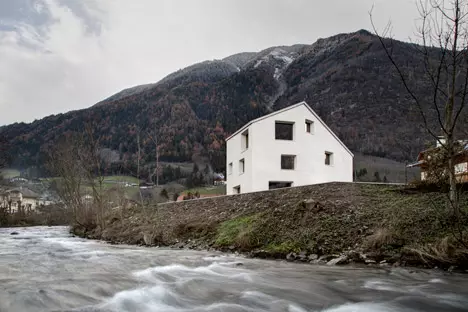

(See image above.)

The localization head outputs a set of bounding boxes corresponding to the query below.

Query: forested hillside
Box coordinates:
[0,30,445,176]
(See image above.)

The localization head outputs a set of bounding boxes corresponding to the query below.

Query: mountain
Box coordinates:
[0,30,439,176]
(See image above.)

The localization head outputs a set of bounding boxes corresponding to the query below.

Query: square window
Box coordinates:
[325,152,333,166]
[239,159,245,174]
[281,155,296,170]
[305,120,314,134]
[275,122,294,140]
[228,162,233,175]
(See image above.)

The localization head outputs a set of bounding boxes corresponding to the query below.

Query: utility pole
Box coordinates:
[146,130,160,187]
[156,135,159,187]
[405,161,408,185]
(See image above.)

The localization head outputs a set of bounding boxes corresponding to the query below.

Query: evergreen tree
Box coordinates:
[160,188,169,199]
[373,171,381,182]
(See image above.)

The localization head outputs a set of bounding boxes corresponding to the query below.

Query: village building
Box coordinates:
[225,101,354,195]
[0,187,41,213]
[408,138,468,183]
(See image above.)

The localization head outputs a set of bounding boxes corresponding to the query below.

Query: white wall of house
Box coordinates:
[226,129,254,194]
[226,102,353,195]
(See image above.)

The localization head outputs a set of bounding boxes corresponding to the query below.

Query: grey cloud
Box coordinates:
[0,0,419,126]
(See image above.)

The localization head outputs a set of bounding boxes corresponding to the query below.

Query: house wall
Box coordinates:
[226,103,353,194]
[420,154,468,183]
[0,191,40,213]
[22,197,37,212]
[226,127,253,195]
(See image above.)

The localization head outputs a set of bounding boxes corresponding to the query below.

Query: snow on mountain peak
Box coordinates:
[252,47,298,80]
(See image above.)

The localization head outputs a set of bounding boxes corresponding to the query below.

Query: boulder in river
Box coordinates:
[286,252,297,261]
[327,255,349,266]
[10,232,19,235]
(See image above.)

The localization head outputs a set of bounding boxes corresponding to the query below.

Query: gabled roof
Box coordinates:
[6,187,40,198]
[225,101,354,157]
[407,140,468,168]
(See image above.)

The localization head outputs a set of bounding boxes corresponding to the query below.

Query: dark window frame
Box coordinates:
[269,181,293,190]
[275,121,294,140]
[325,152,333,166]
[239,158,245,174]
[281,155,296,170]
[241,130,249,150]
[305,119,314,134]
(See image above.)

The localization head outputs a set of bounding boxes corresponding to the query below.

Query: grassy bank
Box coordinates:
[72,183,468,270]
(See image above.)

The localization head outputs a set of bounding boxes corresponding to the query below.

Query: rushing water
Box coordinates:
[0,227,468,312]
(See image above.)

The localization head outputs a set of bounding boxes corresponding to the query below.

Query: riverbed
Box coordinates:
[0,226,467,312]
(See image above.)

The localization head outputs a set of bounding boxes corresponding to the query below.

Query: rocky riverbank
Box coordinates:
[72,182,468,272]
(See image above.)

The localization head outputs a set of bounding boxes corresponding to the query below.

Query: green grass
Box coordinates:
[0,168,21,179]
[101,175,140,184]
[215,214,259,247]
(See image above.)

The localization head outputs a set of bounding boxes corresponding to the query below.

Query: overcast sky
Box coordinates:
[0,0,420,126]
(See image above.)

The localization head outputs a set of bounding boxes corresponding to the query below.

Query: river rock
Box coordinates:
[10,232,19,235]
[319,254,337,262]
[286,252,297,261]
[308,254,318,261]
[298,251,307,261]
[345,251,364,263]
[327,255,349,266]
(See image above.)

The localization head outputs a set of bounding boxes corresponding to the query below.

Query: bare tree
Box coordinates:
[146,130,160,186]
[47,135,89,228]
[47,124,110,233]
[82,123,106,232]
[371,0,468,217]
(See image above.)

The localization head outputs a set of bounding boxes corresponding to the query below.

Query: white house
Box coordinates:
[0,187,41,213]
[225,101,354,195]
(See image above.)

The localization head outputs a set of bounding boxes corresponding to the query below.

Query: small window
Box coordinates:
[325,152,333,166]
[305,120,314,134]
[275,122,294,140]
[233,185,241,194]
[281,155,296,170]
[241,130,249,150]
[455,162,467,174]
[269,181,293,190]
[239,159,245,174]
[228,163,233,175]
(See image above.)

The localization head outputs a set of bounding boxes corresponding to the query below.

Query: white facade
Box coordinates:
[226,102,354,195]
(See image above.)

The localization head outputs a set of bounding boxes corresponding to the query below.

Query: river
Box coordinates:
[0,226,467,312]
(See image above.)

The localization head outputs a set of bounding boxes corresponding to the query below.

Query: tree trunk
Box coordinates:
[446,137,459,217]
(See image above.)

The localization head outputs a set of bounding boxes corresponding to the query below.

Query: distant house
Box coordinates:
[0,187,40,213]
[213,173,226,185]
[9,177,28,183]
[81,194,94,204]
[407,138,468,183]
[225,101,354,195]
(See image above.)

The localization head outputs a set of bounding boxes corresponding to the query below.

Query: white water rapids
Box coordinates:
[0,226,467,312]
